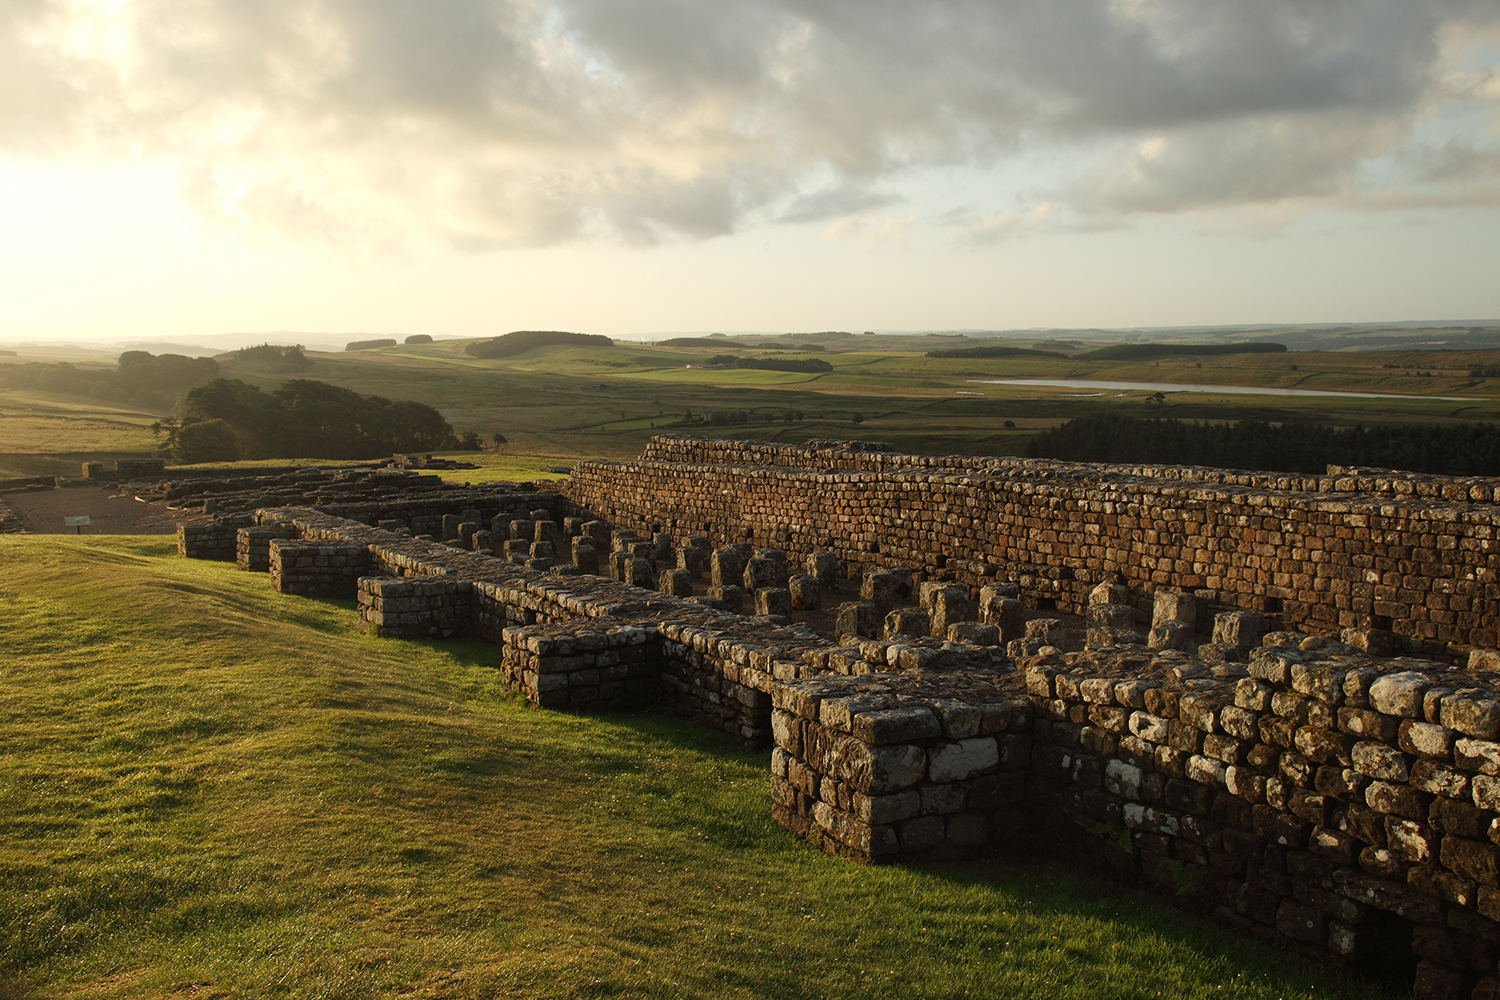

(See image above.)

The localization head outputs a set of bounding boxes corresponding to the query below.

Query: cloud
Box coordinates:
[2,0,1496,247]
[779,183,902,222]
[823,210,913,249]
[963,202,1055,245]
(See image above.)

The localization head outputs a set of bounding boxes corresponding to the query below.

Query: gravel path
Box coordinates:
[2,485,202,535]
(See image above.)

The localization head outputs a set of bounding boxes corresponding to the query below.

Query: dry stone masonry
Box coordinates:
[166,437,1500,997]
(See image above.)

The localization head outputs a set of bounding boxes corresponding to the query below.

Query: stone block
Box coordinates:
[837,601,879,640]
[1148,621,1195,652]
[1087,603,1136,630]
[1152,590,1197,628]
[677,544,710,578]
[743,557,781,592]
[1211,611,1265,659]
[624,557,656,590]
[1371,672,1432,719]
[1026,618,1066,645]
[860,570,899,609]
[948,622,1000,647]
[571,539,599,574]
[711,547,750,588]
[931,588,976,637]
[928,738,999,782]
[789,574,821,611]
[805,551,840,585]
[979,592,1026,641]
[885,608,931,640]
[710,584,747,613]
[659,568,693,597]
[755,587,792,617]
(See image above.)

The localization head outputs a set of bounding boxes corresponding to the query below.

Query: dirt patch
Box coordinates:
[2,486,202,535]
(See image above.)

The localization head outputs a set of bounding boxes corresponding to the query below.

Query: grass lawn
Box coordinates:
[0,536,1401,999]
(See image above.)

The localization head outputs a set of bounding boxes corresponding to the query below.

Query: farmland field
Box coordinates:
[4,325,1500,472]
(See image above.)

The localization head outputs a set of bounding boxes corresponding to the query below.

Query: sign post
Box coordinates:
[64,515,92,535]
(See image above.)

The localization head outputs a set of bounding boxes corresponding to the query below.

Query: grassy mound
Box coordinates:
[0,537,1394,998]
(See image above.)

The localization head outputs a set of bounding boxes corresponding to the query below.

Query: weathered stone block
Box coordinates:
[1211,611,1265,659]
[1148,621,1195,652]
[789,574,821,611]
[755,587,792,617]
[659,568,693,597]
[836,601,879,640]
[929,738,999,782]
[1152,590,1197,628]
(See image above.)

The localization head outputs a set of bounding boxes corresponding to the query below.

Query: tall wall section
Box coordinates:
[568,436,1500,660]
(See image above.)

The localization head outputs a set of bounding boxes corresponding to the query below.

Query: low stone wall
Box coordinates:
[178,516,252,560]
[357,577,472,638]
[268,539,368,596]
[771,670,1033,863]
[0,475,57,493]
[236,525,298,573]
[498,622,661,710]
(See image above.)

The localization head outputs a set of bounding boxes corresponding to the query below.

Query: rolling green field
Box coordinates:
[0,535,1401,999]
[5,327,1500,472]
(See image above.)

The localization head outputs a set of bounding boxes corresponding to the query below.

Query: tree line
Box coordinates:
[0,352,220,409]
[1025,414,1500,476]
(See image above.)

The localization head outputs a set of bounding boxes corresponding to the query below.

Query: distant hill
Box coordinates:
[465,330,614,359]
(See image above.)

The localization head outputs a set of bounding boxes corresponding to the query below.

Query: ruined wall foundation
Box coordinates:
[168,437,1500,998]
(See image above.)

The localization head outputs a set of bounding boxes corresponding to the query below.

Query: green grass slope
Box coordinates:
[0,537,1399,999]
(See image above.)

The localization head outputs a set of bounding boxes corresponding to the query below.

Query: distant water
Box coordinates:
[966,378,1479,402]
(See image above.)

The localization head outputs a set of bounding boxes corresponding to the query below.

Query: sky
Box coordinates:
[2,0,1499,345]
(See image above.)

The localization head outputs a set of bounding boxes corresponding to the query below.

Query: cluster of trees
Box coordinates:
[160,378,456,463]
[1074,342,1287,362]
[231,344,313,372]
[703,354,833,373]
[0,352,220,409]
[926,346,1067,360]
[662,337,732,348]
[464,330,614,358]
[1026,414,1500,476]
[346,338,397,351]
[1470,364,1500,378]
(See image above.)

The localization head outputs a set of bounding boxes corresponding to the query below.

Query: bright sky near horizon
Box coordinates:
[2,1,1498,344]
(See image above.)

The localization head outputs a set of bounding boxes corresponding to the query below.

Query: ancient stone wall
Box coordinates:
[641,435,1500,503]
[569,437,1500,659]
[268,539,368,596]
[167,447,1500,996]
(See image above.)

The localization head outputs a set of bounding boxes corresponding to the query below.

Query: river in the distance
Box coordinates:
[966,378,1480,402]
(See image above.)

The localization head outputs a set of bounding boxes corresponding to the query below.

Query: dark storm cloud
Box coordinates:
[3,0,1495,244]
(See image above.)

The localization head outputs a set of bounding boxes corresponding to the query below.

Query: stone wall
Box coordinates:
[236,525,299,573]
[168,448,1500,996]
[268,539,368,596]
[498,622,661,711]
[569,436,1500,659]
[641,435,1500,503]
[1012,641,1500,999]
[357,576,472,639]
[771,670,1033,863]
[178,515,253,560]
